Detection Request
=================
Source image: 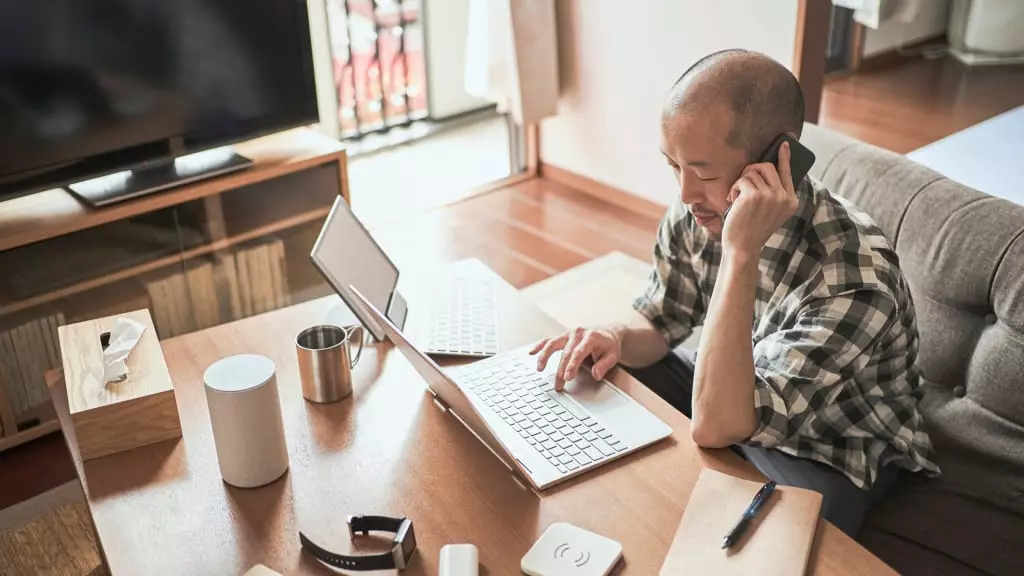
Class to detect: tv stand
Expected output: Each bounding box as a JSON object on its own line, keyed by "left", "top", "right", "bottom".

{"left": 0, "top": 127, "right": 348, "bottom": 454}
{"left": 0, "top": 128, "right": 347, "bottom": 253}
{"left": 67, "top": 147, "right": 254, "bottom": 207}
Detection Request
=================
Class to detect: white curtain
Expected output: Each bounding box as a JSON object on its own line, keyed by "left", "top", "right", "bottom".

{"left": 832, "top": 0, "right": 888, "bottom": 28}
{"left": 464, "top": 0, "right": 559, "bottom": 125}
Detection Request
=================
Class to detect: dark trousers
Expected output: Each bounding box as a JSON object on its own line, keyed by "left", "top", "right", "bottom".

{"left": 626, "top": 349, "right": 899, "bottom": 538}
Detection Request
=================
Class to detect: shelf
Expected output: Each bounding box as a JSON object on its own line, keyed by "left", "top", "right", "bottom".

{"left": 0, "top": 206, "right": 332, "bottom": 318}
{"left": 19, "top": 401, "right": 56, "bottom": 425}
{"left": 220, "top": 161, "right": 339, "bottom": 238}
{"left": 0, "top": 420, "right": 61, "bottom": 453}
{"left": 0, "top": 212, "right": 205, "bottom": 302}
{"left": 0, "top": 127, "right": 347, "bottom": 253}
{"left": 57, "top": 278, "right": 153, "bottom": 326}
{"left": 281, "top": 221, "right": 330, "bottom": 296}
{"left": 11, "top": 401, "right": 58, "bottom": 436}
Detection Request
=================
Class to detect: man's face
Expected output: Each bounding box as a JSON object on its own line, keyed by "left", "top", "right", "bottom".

{"left": 660, "top": 104, "right": 749, "bottom": 240}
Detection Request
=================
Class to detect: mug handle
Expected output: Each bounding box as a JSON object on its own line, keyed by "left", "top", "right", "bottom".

{"left": 347, "top": 325, "right": 365, "bottom": 368}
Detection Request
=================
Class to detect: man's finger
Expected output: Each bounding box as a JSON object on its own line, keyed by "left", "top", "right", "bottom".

{"left": 562, "top": 332, "right": 596, "bottom": 382}
{"left": 529, "top": 338, "right": 548, "bottom": 355}
{"left": 591, "top": 352, "right": 618, "bottom": 381}
{"left": 745, "top": 169, "right": 770, "bottom": 193}
{"left": 734, "top": 176, "right": 760, "bottom": 201}
{"left": 535, "top": 334, "right": 567, "bottom": 371}
{"left": 554, "top": 328, "right": 584, "bottom": 389}
{"left": 748, "top": 162, "right": 782, "bottom": 191}
{"left": 778, "top": 141, "right": 795, "bottom": 195}
{"left": 727, "top": 179, "right": 744, "bottom": 203}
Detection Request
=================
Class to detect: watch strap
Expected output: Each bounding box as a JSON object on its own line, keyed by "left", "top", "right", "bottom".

{"left": 348, "top": 514, "right": 405, "bottom": 536}
{"left": 299, "top": 531, "right": 396, "bottom": 572}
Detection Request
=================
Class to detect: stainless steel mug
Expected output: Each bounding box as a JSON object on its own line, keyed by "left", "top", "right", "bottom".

{"left": 296, "top": 324, "right": 364, "bottom": 403}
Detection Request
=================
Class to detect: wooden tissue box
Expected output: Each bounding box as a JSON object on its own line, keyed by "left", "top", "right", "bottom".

{"left": 58, "top": 309, "right": 181, "bottom": 461}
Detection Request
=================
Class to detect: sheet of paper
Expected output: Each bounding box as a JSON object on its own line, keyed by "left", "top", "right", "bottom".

{"left": 102, "top": 317, "right": 147, "bottom": 383}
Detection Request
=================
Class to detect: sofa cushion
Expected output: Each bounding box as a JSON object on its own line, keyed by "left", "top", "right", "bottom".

{"left": 801, "top": 123, "right": 1024, "bottom": 575}
{"left": 858, "top": 475, "right": 1024, "bottom": 575}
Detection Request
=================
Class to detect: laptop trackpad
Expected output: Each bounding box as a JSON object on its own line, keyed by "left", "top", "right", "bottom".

{"left": 562, "top": 373, "right": 630, "bottom": 414}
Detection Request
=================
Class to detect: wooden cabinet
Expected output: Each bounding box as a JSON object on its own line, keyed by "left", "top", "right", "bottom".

{"left": 0, "top": 128, "right": 348, "bottom": 452}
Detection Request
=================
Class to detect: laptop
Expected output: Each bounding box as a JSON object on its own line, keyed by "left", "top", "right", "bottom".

{"left": 345, "top": 284, "right": 672, "bottom": 490}
{"left": 309, "top": 195, "right": 499, "bottom": 357}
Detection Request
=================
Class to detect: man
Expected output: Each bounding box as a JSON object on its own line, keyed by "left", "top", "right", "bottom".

{"left": 531, "top": 49, "right": 939, "bottom": 537}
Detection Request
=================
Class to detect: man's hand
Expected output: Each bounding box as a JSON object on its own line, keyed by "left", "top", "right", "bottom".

{"left": 722, "top": 141, "right": 798, "bottom": 257}
{"left": 529, "top": 327, "right": 622, "bottom": 391}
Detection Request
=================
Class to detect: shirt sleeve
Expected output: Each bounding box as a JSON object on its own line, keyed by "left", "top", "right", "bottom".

{"left": 632, "top": 203, "right": 705, "bottom": 349}
{"left": 747, "top": 287, "right": 897, "bottom": 447}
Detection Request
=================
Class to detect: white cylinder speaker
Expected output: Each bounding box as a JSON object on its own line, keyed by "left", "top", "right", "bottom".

{"left": 203, "top": 354, "right": 289, "bottom": 488}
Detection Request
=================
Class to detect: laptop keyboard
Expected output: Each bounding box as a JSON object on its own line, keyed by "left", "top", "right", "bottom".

{"left": 451, "top": 355, "right": 627, "bottom": 474}
{"left": 424, "top": 275, "right": 499, "bottom": 356}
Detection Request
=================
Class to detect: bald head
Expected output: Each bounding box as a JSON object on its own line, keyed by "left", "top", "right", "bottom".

{"left": 664, "top": 49, "right": 804, "bottom": 160}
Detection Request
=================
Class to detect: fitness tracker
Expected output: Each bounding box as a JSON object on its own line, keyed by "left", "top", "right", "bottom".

{"left": 300, "top": 515, "right": 417, "bottom": 571}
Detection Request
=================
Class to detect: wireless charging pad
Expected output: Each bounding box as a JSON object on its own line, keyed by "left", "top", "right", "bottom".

{"left": 521, "top": 522, "right": 623, "bottom": 576}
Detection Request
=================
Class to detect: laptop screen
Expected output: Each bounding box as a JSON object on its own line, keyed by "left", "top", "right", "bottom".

{"left": 310, "top": 196, "right": 399, "bottom": 340}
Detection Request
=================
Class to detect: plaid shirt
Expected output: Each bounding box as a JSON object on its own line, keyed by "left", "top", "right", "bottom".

{"left": 633, "top": 177, "right": 940, "bottom": 489}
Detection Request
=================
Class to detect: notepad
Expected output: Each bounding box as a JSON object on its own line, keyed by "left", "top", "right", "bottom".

{"left": 660, "top": 468, "right": 822, "bottom": 576}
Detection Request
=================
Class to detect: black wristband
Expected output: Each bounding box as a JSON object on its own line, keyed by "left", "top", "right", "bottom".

{"left": 300, "top": 515, "right": 415, "bottom": 571}
{"left": 349, "top": 515, "right": 405, "bottom": 536}
{"left": 300, "top": 531, "right": 396, "bottom": 571}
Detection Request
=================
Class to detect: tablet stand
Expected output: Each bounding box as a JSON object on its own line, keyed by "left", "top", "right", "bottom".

{"left": 386, "top": 290, "right": 408, "bottom": 332}
{"left": 324, "top": 290, "right": 408, "bottom": 343}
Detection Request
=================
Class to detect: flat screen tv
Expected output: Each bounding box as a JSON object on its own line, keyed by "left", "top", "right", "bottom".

{"left": 0, "top": 0, "right": 318, "bottom": 202}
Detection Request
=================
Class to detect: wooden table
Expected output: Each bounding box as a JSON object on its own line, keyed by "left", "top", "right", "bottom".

{"left": 51, "top": 260, "right": 895, "bottom": 575}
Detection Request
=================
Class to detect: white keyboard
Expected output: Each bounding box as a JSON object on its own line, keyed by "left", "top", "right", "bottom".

{"left": 450, "top": 355, "right": 627, "bottom": 474}
{"left": 422, "top": 275, "right": 499, "bottom": 357}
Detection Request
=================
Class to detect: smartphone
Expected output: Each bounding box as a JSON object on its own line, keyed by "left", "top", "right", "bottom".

{"left": 759, "top": 133, "right": 816, "bottom": 187}
{"left": 722, "top": 134, "right": 815, "bottom": 221}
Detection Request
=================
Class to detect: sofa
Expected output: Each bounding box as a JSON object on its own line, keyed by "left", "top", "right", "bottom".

{"left": 801, "top": 123, "right": 1024, "bottom": 575}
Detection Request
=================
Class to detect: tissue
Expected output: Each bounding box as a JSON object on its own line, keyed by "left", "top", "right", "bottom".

{"left": 103, "top": 317, "right": 147, "bottom": 383}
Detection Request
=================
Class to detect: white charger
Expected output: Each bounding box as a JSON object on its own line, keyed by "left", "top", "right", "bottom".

{"left": 521, "top": 522, "right": 623, "bottom": 576}
{"left": 439, "top": 543, "right": 479, "bottom": 576}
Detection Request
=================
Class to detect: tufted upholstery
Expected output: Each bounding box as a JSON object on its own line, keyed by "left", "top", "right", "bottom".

{"left": 800, "top": 123, "right": 1024, "bottom": 575}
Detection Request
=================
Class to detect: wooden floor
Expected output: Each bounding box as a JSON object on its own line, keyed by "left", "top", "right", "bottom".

{"left": 820, "top": 56, "right": 1024, "bottom": 153}
{"left": 0, "top": 176, "right": 662, "bottom": 512}
{"left": 367, "top": 178, "right": 660, "bottom": 289}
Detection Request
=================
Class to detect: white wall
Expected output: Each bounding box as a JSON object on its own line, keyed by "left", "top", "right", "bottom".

{"left": 863, "top": 0, "right": 950, "bottom": 57}
{"left": 424, "top": 0, "right": 491, "bottom": 119}
{"left": 307, "top": 0, "right": 338, "bottom": 139}
{"left": 540, "top": 0, "right": 800, "bottom": 206}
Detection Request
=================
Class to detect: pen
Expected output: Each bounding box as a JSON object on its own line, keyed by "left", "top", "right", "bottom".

{"left": 721, "top": 480, "right": 776, "bottom": 549}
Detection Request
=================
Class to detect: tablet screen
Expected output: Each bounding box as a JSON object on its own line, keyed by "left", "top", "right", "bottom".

{"left": 310, "top": 196, "right": 399, "bottom": 340}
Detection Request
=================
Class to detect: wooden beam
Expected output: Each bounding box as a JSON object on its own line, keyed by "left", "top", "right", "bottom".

{"left": 849, "top": 22, "right": 866, "bottom": 71}
{"left": 792, "top": 0, "right": 832, "bottom": 123}
{"left": 525, "top": 123, "right": 540, "bottom": 177}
